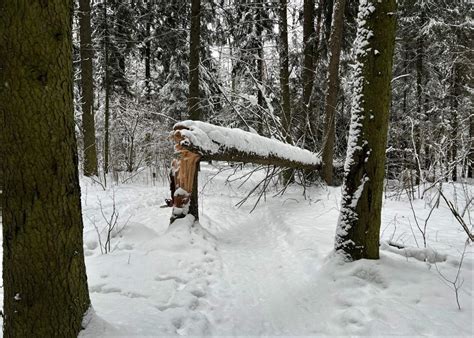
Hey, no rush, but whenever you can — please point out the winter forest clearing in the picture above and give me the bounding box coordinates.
[78,172,474,336]
[0,0,473,337]
[2,167,472,336]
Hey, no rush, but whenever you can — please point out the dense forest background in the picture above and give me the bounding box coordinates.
[73,0,472,190]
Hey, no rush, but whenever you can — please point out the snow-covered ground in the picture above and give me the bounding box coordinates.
[1,164,473,336]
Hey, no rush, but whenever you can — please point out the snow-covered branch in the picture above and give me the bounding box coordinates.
[173,120,322,170]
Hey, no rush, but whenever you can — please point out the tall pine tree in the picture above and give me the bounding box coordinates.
[0,0,91,335]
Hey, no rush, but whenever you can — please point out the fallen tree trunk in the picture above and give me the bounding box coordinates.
[180,143,321,171]
[174,120,322,170]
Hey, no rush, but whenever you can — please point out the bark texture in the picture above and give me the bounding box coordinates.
[0,0,91,336]
[144,0,152,99]
[469,112,473,178]
[450,62,459,181]
[79,0,98,176]
[414,8,426,185]
[256,2,265,134]
[188,0,202,121]
[187,0,202,218]
[302,0,315,123]
[279,0,293,182]
[179,143,322,172]
[334,0,397,260]
[103,0,110,174]
[321,0,345,185]
[279,0,292,142]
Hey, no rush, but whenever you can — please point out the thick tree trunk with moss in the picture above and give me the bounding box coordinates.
[321,0,345,185]
[188,0,201,121]
[79,0,98,177]
[335,0,397,260]
[0,0,91,336]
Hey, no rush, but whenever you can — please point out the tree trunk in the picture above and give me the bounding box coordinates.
[323,0,334,48]
[79,0,98,177]
[321,0,345,185]
[279,0,292,142]
[414,8,426,186]
[279,0,293,183]
[0,0,91,336]
[450,63,459,182]
[469,112,473,178]
[317,0,333,58]
[310,0,324,143]
[187,0,202,218]
[302,0,315,128]
[188,0,201,121]
[145,0,152,99]
[334,0,397,260]
[256,2,265,134]
[104,0,110,175]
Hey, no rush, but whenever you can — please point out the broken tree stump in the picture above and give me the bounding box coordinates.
[170,129,201,223]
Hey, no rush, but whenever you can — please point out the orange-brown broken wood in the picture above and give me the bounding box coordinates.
[170,129,201,222]
[174,150,200,194]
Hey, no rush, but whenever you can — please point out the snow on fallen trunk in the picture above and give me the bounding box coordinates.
[173,120,322,170]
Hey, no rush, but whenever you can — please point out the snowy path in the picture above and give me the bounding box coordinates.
[197,167,473,336]
[198,171,342,335]
[204,203,324,335]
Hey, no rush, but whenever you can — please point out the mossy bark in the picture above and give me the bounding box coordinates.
[79,0,98,177]
[334,0,397,260]
[0,0,91,336]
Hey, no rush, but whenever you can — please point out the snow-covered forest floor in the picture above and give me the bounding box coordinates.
[2,164,473,336]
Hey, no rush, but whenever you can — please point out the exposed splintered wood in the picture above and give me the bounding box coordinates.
[170,129,201,222]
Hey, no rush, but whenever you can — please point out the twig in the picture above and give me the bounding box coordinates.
[434,239,469,310]
[438,189,474,242]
